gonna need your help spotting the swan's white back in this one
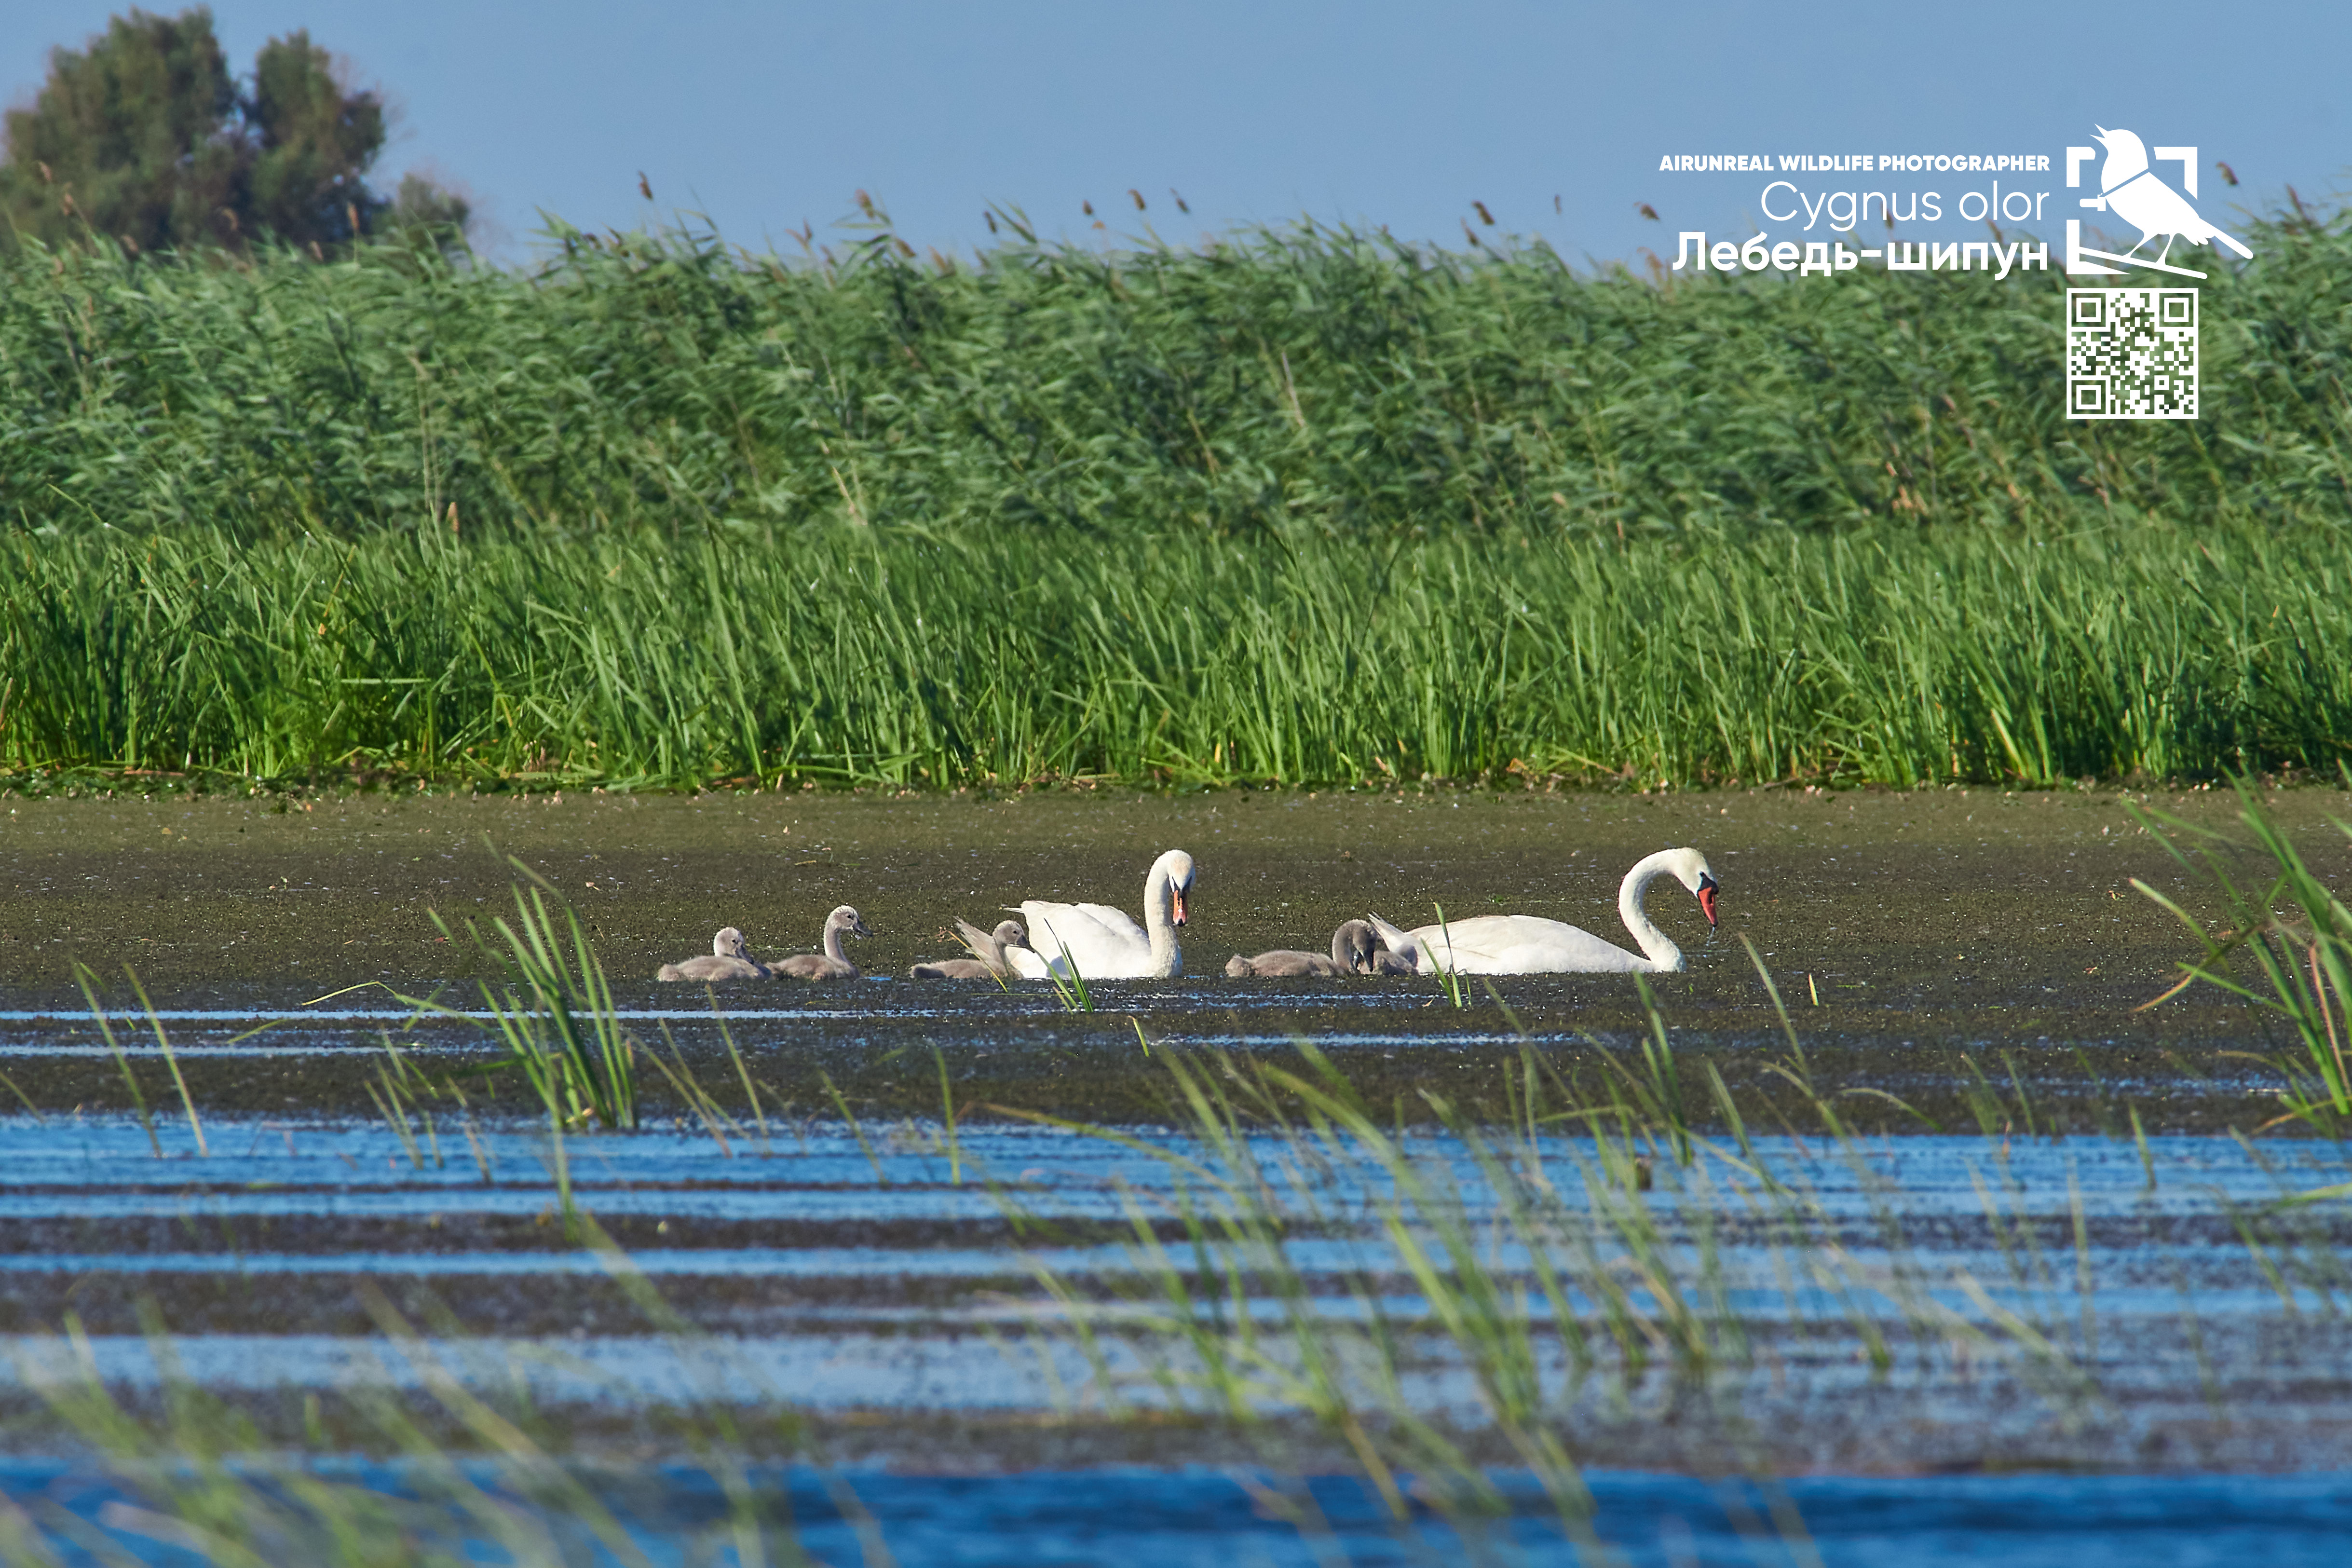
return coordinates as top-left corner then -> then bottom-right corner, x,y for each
1370,848 -> 1716,976
1018,900 -> 1153,977
1010,849 -> 1194,980
1409,914 -> 1648,974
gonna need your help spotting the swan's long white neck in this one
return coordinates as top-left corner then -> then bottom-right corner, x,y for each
1143,860 -> 1184,978
822,918 -> 850,964
1365,912 -> 1420,970
1617,851 -> 1690,972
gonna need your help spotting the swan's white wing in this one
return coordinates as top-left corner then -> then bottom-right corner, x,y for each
1406,914 -> 1645,975
1019,900 -> 1156,978
1066,902 -> 1148,944
1004,944 -> 1054,980
1017,901 -> 1095,960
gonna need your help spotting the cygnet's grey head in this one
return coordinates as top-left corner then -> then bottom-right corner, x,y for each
993,919 -> 1029,950
829,906 -> 873,939
713,927 -> 748,957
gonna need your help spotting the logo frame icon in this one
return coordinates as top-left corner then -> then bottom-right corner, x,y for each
2066,127 -> 2253,278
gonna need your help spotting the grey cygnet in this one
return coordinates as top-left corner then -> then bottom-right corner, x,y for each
910,918 -> 1030,980
765,906 -> 872,980
1225,920 -> 1379,978
657,927 -> 766,982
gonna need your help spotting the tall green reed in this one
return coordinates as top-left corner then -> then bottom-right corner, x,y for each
3,204 -> 2346,544
1037,921 -> 1095,1012
75,963 -> 205,1157
993,1046 -> 1940,1540
1427,905 -> 1470,1009
989,951 -> 2179,1526
9,518 -> 2351,791
10,1255 -> 817,1566
404,864 -> 640,1152
5,199 -> 2352,793
2134,780 -> 2352,1128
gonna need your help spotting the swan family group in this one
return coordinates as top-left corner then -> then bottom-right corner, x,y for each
657,846 -> 1721,983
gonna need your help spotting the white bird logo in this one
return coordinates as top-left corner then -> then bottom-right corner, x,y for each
2080,126 -> 2251,268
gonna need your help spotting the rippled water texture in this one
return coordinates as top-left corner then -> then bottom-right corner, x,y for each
5,785 -> 2351,1561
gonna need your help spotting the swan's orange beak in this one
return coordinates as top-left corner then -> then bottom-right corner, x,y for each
1172,886 -> 1189,927
1697,878 -> 1719,927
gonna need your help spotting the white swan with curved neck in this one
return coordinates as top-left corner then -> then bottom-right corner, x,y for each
1007,849 -> 1196,980
1367,848 -> 1719,975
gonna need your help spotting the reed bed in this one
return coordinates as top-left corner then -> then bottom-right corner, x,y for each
4,518 -> 2351,789
3,200 -> 2349,790
2,204 -> 2347,542
2135,780 -> 2352,1127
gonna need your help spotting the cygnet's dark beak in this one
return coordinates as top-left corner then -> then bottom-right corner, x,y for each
1171,886 -> 1190,927
1696,875 -> 1719,928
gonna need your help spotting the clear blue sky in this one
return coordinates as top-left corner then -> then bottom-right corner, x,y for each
7,1 -> 2346,265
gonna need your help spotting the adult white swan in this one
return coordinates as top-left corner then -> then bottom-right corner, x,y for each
1007,849 -> 1196,980
1366,847 -> 1719,975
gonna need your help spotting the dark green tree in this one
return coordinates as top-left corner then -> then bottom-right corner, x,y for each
0,6 -> 465,257
0,8 -> 244,253
385,171 -> 473,257
245,29 -> 387,248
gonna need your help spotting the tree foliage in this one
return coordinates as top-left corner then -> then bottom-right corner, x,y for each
244,26 -> 388,249
0,6 -> 465,257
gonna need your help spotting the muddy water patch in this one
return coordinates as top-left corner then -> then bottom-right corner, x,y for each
0,1023 -> 2304,1135
5,786 -> 2332,1130
5,784 -> 2325,1004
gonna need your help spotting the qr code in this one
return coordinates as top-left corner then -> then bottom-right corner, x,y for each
2066,288 -> 2197,420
